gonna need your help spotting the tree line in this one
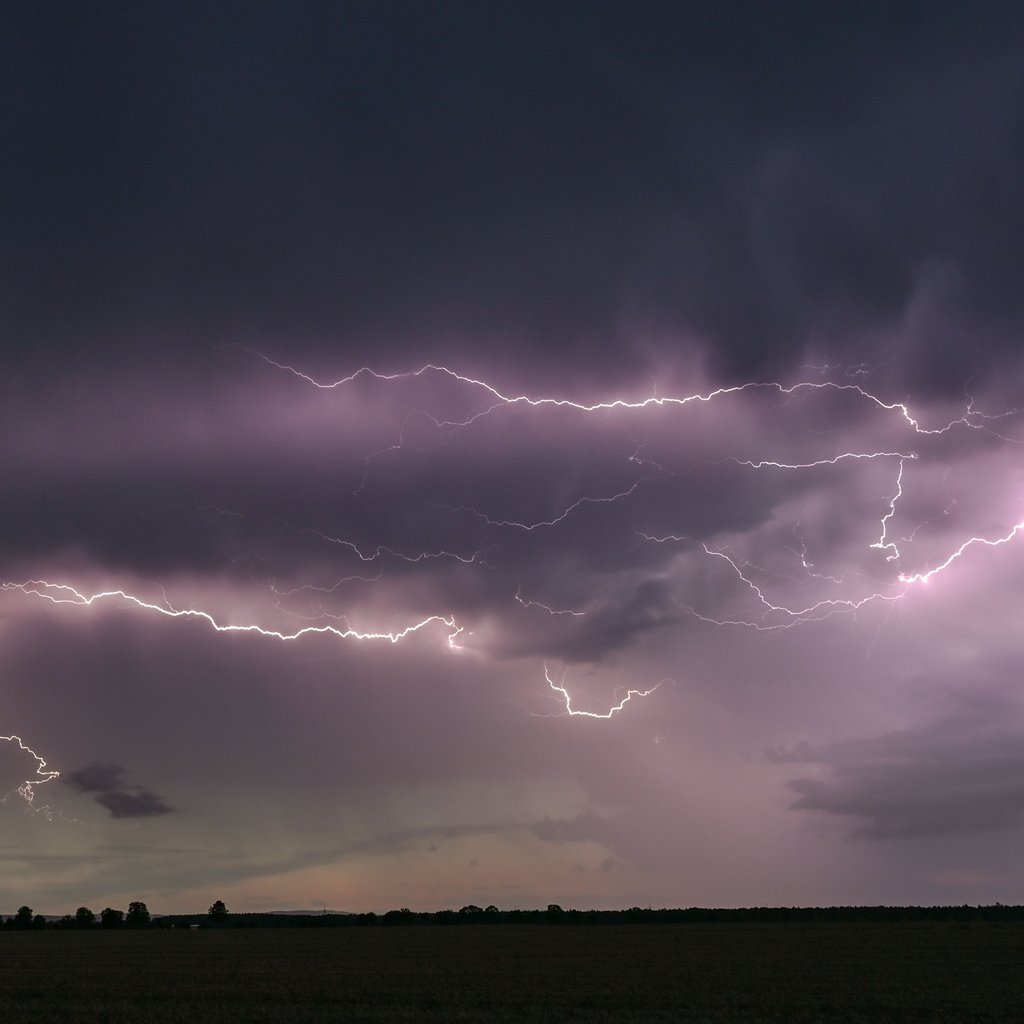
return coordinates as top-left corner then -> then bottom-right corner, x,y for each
3,900 -> 228,930
7,902 -> 1024,930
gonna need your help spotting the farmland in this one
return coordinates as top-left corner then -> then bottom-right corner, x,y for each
3,921 -> 1024,1022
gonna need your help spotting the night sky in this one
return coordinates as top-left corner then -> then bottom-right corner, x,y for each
4,2 -> 1024,914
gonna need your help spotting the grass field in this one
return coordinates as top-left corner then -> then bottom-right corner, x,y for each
3,922 -> 1023,1022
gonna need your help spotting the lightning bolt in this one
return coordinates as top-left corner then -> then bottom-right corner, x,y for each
439,479 -> 646,532
245,346 -> 1007,437
898,520 -> 1024,585
732,451 -> 917,471
6,353 -> 1024,725
638,508 -> 1024,631
870,457 -> 906,563
1,734 -> 59,812
207,507 -> 487,567
541,665 -> 666,719
514,586 -> 586,618
1,580 -> 465,649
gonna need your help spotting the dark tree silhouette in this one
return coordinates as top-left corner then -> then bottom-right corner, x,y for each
100,907 -> 123,928
208,900 -> 229,922
13,905 -> 33,929
75,906 -> 95,928
126,901 -> 150,927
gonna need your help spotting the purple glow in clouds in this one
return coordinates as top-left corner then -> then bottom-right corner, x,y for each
4,3 -> 1024,914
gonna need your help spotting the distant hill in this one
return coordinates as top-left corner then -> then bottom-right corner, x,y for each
261,909 -> 353,916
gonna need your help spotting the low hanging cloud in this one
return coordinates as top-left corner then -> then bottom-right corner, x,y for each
773,720 -> 1024,840
64,761 -> 174,819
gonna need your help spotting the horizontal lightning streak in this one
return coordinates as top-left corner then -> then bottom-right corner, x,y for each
514,586 -> 585,617
302,527 -> 484,565
732,451 -> 917,470
248,348 -> 1001,436
1,581 -> 464,649
440,480 -> 644,531
208,508 -> 484,567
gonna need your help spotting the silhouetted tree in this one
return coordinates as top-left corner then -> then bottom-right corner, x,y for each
75,906 -> 95,928
126,901 -> 150,927
31,913 -> 47,929
13,905 -> 33,929
208,900 -> 229,922
100,907 -> 123,928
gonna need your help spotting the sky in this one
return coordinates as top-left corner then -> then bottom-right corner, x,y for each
3,1 -> 1024,915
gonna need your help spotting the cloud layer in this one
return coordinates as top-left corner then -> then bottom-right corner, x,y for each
2,4 -> 1024,913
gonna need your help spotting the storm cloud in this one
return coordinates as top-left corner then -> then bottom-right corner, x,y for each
65,763 -> 174,820
2,3 -> 1024,914
777,713 -> 1024,841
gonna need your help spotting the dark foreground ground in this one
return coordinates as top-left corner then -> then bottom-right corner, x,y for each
3,922 -> 1023,1023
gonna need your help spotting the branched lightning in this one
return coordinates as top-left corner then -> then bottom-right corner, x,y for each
540,665 -> 666,719
6,352 -> 1024,725
439,480 -> 646,531
208,507 -> 486,567
791,528 -> 856,585
870,457 -> 906,562
1,734 -> 59,812
697,543 -> 904,625
514,585 -> 586,617
246,347 -> 1005,436
897,520 -> 1024,585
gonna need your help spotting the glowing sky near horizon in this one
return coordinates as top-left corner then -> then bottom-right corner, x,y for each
4,1 -> 1024,914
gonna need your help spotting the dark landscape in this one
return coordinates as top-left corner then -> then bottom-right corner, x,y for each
5,907 -> 1024,1022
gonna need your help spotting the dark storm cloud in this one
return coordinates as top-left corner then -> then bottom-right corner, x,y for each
775,718 -> 1024,841
63,762 -> 127,794
93,789 -> 174,820
2,3 -> 1022,388
5,357 -> 1021,675
64,762 -> 174,819
491,576 -> 680,662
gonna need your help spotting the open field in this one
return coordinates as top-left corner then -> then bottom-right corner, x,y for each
3,922 -> 1024,1022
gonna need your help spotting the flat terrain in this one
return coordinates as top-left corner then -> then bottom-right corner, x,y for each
3,922 -> 1023,1022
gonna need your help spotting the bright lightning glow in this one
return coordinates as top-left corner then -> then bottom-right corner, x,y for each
898,520 -> 1024,585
